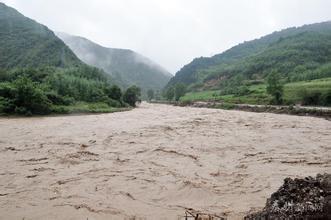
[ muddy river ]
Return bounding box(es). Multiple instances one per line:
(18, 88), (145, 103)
(0, 103), (330, 219)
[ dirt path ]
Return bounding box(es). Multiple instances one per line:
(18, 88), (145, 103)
(0, 103), (330, 220)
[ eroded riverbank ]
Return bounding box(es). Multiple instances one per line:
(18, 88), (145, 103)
(0, 103), (330, 219)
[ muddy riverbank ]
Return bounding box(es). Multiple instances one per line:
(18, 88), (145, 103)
(152, 100), (331, 119)
(0, 103), (330, 219)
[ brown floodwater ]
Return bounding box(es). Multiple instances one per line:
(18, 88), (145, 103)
(0, 103), (330, 220)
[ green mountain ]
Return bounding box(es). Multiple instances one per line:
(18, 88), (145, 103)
(167, 21), (331, 91)
(0, 3), (134, 115)
(0, 2), (82, 69)
(57, 32), (172, 91)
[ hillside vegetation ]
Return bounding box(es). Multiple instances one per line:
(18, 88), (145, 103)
(0, 3), (80, 69)
(181, 78), (331, 106)
(0, 3), (140, 115)
(57, 33), (172, 94)
(166, 21), (331, 106)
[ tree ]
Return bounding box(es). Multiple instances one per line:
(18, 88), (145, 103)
(105, 85), (122, 101)
(164, 86), (175, 100)
(123, 86), (141, 107)
(266, 71), (283, 105)
(174, 83), (186, 101)
(147, 89), (154, 101)
(12, 76), (52, 114)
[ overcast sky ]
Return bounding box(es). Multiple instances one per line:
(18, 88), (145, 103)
(2, 0), (331, 73)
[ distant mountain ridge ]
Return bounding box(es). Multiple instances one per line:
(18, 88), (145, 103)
(57, 32), (172, 91)
(167, 21), (331, 90)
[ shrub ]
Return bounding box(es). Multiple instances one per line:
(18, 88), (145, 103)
(46, 91), (74, 106)
(50, 105), (70, 114)
(298, 89), (322, 106)
(107, 99), (122, 108)
(12, 76), (52, 114)
(0, 82), (16, 99)
(123, 86), (141, 107)
(0, 97), (14, 113)
(235, 85), (250, 96)
(266, 71), (283, 105)
(174, 83), (186, 101)
(104, 85), (122, 101)
(321, 90), (331, 106)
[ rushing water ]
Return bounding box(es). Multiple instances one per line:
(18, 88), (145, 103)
(0, 103), (330, 220)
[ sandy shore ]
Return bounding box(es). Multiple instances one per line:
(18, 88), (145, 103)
(0, 103), (330, 220)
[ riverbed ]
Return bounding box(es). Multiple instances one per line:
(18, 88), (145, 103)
(0, 103), (330, 219)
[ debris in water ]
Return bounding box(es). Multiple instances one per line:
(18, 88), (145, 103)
(80, 144), (89, 149)
(180, 208), (226, 220)
(26, 174), (37, 178)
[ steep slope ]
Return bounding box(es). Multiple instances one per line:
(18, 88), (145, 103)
(167, 21), (331, 90)
(57, 32), (172, 91)
(0, 3), (133, 115)
(0, 2), (82, 69)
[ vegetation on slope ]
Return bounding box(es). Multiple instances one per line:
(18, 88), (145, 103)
(57, 32), (172, 94)
(0, 3), (80, 69)
(180, 78), (331, 106)
(0, 67), (142, 115)
(166, 21), (331, 106)
(0, 3), (141, 115)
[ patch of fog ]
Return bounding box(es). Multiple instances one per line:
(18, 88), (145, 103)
(57, 32), (172, 77)
(132, 52), (172, 76)
(56, 32), (106, 71)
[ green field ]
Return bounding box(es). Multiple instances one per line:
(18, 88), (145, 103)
(181, 78), (331, 105)
(283, 78), (331, 103)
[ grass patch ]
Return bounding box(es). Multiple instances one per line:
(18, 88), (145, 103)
(181, 88), (271, 105)
(51, 102), (131, 114)
(180, 90), (221, 102)
(181, 78), (331, 106)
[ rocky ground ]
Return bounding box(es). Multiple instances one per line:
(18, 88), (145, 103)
(245, 174), (331, 220)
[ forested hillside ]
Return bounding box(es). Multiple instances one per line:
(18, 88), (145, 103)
(167, 22), (331, 90)
(57, 32), (172, 93)
(0, 3), (139, 115)
(0, 3), (81, 68)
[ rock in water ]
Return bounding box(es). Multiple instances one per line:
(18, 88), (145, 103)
(245, 173), (331, 220)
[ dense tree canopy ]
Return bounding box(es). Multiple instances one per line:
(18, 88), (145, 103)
(0, 67), (139, 115)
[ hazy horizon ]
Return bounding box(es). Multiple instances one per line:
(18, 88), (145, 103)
(1, 0), (331, 74)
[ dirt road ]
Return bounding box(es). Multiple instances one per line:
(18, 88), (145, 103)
(0, 103), (330, 219)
